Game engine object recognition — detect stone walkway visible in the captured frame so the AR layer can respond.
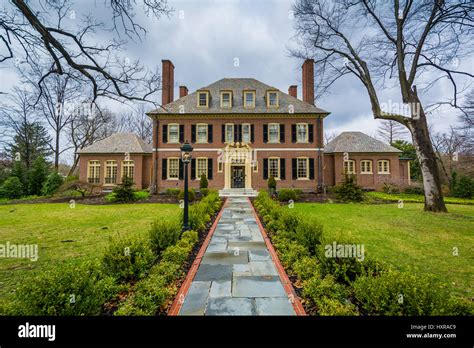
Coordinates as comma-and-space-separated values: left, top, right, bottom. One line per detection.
179, 197, 296, 316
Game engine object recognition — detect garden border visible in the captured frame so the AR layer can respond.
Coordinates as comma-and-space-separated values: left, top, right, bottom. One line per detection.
168, 198, 229, 316
247, 197, 307, 316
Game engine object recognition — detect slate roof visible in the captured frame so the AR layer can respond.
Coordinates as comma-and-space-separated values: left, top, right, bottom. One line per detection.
324, 132, 402, 153
79, 133, 152, 154
147, 78, 329, 115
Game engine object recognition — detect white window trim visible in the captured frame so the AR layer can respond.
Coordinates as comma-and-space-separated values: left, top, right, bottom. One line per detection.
197, 91, 209, 108
344, 160, 356, 174
196, 123, 208, 144
296, 157, 309, 180
377, 160, 391, 174
220, 91, 232, 108
244, 91, 256, 108
167, 123, 180, 144
268, 157, 280, 180
268, 123, 280, 144
167, 157, 180, 180
121, 160, 135, 180
217, 159, 223, 173
225, 123, 235, 143
296, 123, 309, 143
88, 160, 101, 183
266, 91, 279, 108
104, 160, 118, 185
195, 157, 208, 180
360, 160, 373, 174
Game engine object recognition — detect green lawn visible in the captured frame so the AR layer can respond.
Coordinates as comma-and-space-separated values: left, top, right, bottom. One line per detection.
295, 203, 474, 299
0, 203, 179, 301
366, 191, 474, 205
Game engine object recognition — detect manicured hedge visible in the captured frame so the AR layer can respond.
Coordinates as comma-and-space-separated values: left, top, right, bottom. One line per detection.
252, 191, 472, 316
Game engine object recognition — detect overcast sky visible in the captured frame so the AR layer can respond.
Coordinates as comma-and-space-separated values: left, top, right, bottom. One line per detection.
1, 0, 472, 164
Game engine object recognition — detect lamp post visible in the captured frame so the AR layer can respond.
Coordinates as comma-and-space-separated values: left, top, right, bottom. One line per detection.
180, 141, 193, 231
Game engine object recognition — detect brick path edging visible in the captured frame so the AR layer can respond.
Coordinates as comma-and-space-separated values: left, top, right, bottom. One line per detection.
247, 197, 307, 316
168, 198, 229, 316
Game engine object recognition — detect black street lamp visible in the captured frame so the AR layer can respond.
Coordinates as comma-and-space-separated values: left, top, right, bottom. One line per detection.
180, 141, 193, 231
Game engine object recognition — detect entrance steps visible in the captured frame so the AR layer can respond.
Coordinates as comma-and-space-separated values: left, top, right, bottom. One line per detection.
218, 188, 258, 197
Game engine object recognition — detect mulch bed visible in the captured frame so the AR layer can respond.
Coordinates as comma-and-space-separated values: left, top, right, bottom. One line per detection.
4, 194, 183, 205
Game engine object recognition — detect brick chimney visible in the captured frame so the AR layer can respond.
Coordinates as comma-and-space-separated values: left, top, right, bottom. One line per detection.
302, 59, 314, 105
288, 85, 297, 98
179, 86, 188, 98
161, 59, 174, 105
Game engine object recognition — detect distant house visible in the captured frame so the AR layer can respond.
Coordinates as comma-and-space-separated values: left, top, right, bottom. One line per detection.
77, 59, 410, 194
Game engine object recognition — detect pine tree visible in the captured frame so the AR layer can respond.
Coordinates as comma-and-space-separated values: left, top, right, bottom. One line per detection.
29, 156, 50, 196
11, 160, 28, 194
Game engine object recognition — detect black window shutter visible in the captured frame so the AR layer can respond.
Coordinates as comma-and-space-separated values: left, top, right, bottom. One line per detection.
250, 124, 255, 143
207, 158, 213, 179
263, 158, 269, 180
179, 160, 184, 180
191, 125, 196, 143
234, 125, 238, 142
292, 158, 297, 179
208, 125, 213, 143
291, 124, 297, 143
221, 124, 225, 142
191, 159, 196, 180
238, 124, 242, 142
179, 125, 184, 143
309, 124, 314, 143
309, 158, 315, 179
162, 159, 167, 180
162, 125, 168, 143
263, 124, 268, 143
280, 124, 285, 143
280, 158, 286, 180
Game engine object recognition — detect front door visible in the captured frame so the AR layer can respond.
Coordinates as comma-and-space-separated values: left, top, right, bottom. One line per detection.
231, 166, 245, 188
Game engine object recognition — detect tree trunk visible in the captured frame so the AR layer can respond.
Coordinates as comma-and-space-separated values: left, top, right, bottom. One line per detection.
54, 131, 60, 171
407, 112, 447, 212
67, 155, 79, 177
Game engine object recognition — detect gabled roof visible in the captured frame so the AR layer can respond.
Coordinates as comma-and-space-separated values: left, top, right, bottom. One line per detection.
79, 133, 152, 154
324, 132, 402, 153
147, 78, 329, 115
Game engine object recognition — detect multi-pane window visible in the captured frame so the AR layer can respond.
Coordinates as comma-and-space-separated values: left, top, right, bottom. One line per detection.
122, 160, 134, 180
360, 160, 373, 174
377, 160, 390, 174
168, 158, 179, 179
87, 161, 100, 184
267, 91, 278, 107
268, 158, 280, 179
268, 123, 279, 143
297, 123, 308, 143
242, 123, 251, 143
225, 124, 234, 143
297, 158, 308, 179
196, 158, 208, 178
344, 160, 356, 174
198, 92, 209, 107
105, 160, 118, 184
197, 124, 208, 143
221, 92, 232, 108
244, 91, 255, 108
168, 124, 180, 143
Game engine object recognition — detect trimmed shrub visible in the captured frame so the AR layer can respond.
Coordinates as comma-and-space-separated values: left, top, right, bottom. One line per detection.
200, 188, 209, 196
178, 188, 195, 202
58, 180, 96, 197
317, 298, 359, 316
11, 261, 117, 315
273, 237, 310, 269
29, 156, 49, 196
294, 217, 323, 255
0, 176, 23, 199
101, 235, 155, 282
165, 188, 181, 196
134, 190, 150, 200
452, 175, 474, 199
403, 184, 424, 195
303, 274, 351, 315
293, 256, 320, 281
382, 182, 400, 194
199, 173, 208, 189
42, 172, 64, 196
149, 218, 182, 255
353, 270, 460, 315
334, 174, 365, 202
268, 176, 277, 192
111, 176, 136, 202
277, 188, 301, 202
188, 204, 211, 232
161, 244, 192, 265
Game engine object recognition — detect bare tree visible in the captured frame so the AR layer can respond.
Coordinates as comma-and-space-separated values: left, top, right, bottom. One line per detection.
1, 0, 171, 104
292, 0, 474, 212
378, 119, 407, 144
324, 131, 338, 145
117, 104, 153, 143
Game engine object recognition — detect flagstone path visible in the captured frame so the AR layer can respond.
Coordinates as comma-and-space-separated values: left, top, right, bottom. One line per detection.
179, 197, 296, 316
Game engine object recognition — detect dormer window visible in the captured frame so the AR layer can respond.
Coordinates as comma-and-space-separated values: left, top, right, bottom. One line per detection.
220, 91, 232, 108
244, 91, 256, 108
197, 91, 209, 107
267, 91, 279, 108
